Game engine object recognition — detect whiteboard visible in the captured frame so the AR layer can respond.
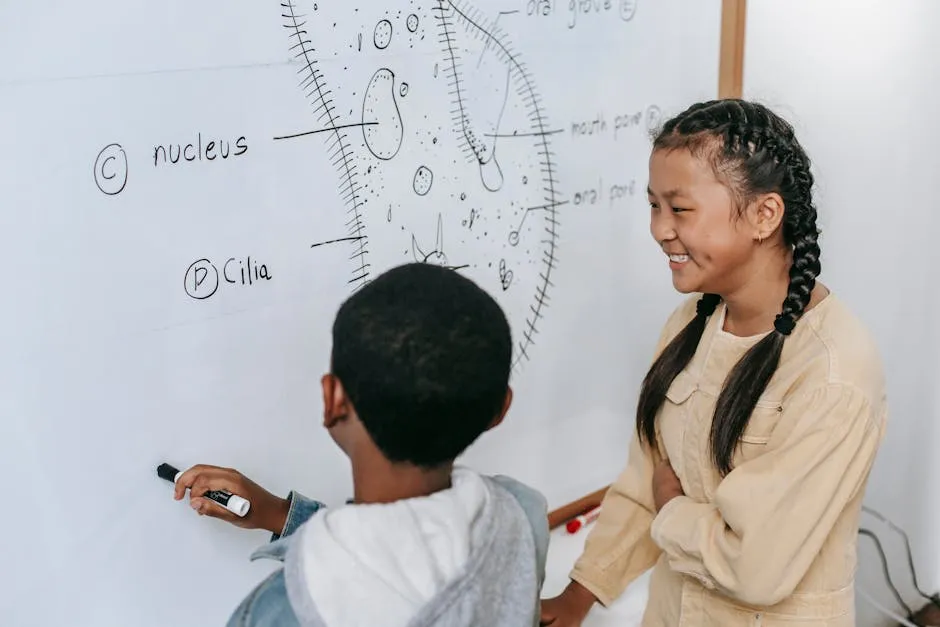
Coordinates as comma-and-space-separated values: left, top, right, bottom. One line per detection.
0, 2, 719, 625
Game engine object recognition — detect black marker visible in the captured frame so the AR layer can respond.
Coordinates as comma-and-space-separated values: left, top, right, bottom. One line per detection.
156, 462, 251, 517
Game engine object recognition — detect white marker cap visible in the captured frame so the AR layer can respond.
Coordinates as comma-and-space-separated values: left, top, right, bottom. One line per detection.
226, 495, 251, 517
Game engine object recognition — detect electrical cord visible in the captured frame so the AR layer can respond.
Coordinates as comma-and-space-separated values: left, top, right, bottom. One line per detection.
858, 585, 922, 627
862, 505, 940, 609
859, 527, 916, 619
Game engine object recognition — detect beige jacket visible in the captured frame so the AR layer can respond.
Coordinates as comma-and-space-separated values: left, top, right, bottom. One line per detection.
571, 294, 887, 626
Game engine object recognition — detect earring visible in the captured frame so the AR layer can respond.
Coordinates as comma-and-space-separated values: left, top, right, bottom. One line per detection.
757, 233, 763, 245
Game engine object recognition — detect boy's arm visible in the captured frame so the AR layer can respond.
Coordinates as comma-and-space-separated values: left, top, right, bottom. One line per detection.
270, 490, 325, 541
172, 465, 325, 537
226, 569, 302, 627
490, 475, 550, 584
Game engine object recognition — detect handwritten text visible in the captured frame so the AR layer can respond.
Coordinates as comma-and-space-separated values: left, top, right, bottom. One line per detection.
571, 176, 637, 209
154, 133, 248, 168
184, 255, 271, 300
569, 105, 662, 141
525, 0, 639, 29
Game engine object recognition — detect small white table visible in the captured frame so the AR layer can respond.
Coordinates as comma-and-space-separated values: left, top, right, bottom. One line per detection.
544, 525, 651, 626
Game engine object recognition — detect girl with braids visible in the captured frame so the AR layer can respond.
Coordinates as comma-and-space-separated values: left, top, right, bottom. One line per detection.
541, 100, 887, 626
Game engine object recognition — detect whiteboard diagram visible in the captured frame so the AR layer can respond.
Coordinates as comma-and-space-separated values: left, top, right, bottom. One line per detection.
276, 0, 563, 369
0, 1, 729, 624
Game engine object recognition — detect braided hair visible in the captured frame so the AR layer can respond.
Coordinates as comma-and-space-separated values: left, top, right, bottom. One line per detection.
636, 99, 821, 476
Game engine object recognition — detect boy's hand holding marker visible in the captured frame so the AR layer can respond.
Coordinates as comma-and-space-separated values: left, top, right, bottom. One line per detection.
170, 464, 290, 534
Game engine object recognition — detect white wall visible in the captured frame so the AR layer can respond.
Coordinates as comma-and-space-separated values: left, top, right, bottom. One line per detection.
744, 1, 940, 624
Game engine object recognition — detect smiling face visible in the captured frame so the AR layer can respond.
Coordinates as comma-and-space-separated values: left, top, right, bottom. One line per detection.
647, 147, 765, 296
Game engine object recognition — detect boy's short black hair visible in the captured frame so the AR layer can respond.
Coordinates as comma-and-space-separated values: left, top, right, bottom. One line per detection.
331, 262, 512, 467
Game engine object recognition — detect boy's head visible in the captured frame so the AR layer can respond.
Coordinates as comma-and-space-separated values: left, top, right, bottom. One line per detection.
321, 263, 513, 468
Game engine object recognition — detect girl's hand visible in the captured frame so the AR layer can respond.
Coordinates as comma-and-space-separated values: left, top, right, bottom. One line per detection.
652, 460, 684, 512
173, 464, 290, 534
540, 580, 597, 626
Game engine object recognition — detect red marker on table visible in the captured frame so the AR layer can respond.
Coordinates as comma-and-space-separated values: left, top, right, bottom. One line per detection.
566, 505, 602, 534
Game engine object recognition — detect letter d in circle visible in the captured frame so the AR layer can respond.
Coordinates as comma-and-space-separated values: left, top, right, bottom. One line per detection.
184, 258, 219, 300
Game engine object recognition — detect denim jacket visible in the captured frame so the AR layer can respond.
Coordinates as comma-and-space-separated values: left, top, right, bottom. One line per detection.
225, 492, 323, 627
226, 474, 550, 626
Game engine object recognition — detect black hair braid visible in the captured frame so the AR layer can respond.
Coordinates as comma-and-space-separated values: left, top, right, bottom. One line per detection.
775, 151, 821, 335
636, 293, 720, 450
637, 99, 823, 475
709, 105, 822, 473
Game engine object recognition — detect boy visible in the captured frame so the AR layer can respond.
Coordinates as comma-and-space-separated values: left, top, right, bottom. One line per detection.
173, 262, 550, 626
